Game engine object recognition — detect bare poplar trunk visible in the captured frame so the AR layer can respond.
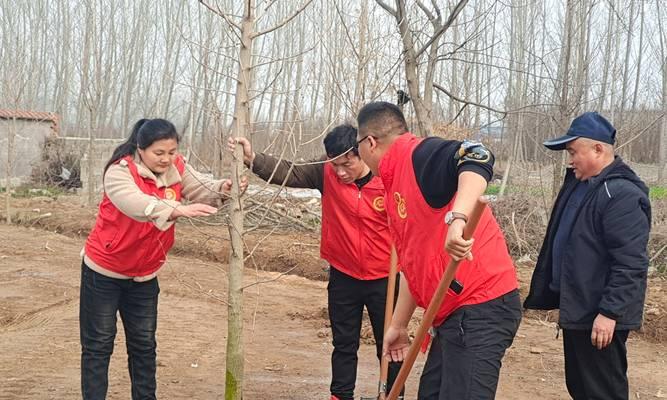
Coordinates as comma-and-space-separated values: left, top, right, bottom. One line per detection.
657, 0, 667, 184
631, 0, 645, 112
570, 0, 590, 114
353, 0, 369, 113
660, 63, 667, 183
225, 1, 254, 396
552, 0, 575, 200
598, 1, 615, 111
396, 0, 430, 137
4, 117, 16, 224
618, 0, 636, 135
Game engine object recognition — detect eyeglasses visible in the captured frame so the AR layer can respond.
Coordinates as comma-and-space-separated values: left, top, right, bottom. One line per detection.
356, 135, 371, 147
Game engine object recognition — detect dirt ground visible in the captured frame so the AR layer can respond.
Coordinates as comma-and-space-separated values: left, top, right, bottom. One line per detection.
1, 195, 667, 399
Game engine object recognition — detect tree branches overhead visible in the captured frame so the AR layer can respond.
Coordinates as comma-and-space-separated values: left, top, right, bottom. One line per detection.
0, 0, 665, 167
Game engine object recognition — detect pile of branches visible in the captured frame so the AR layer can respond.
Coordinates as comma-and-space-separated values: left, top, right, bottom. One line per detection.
243, 195, 321, 232
491, 194, 549, 262
31, 136, 81, 189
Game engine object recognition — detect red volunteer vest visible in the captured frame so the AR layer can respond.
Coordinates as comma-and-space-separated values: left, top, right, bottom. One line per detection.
319, 163, 393, 280
379, 133, 518, 326
84, 155, 185, 276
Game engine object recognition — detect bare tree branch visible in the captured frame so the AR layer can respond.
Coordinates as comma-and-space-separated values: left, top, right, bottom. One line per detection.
248, 64, 285, 102
430, 0, 442, 21
252, 0, 314, 39
251, 44, 316, 69
617, 113, 665, 150
333, 0, 360, 60
375, 0, 398, 17
434, 82, 560, 117
415, 0, 469, 59
416, 0, 438, 23
198, 0, 242, 33
434, 82, 502, 111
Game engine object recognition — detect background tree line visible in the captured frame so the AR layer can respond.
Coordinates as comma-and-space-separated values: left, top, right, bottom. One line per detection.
1, 0, 666, 178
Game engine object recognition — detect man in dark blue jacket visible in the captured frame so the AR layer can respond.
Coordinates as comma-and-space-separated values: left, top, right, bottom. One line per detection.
524, 112, 651, 400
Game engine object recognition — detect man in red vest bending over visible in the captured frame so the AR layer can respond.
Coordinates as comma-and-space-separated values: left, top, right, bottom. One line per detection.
356, 102, 521, 399
228, 124, 404, 400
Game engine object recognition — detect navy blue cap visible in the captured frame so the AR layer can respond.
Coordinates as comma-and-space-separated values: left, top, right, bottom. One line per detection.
543, 112, 616, 151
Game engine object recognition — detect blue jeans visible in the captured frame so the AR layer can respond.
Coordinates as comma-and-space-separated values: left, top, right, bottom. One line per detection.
79, 261, 160, 400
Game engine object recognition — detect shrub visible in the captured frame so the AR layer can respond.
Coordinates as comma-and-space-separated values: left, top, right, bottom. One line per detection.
30, 137, 81, 189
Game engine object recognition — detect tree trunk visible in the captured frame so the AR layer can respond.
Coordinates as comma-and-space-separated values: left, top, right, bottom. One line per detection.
618, 0, 636, 139
552, 0, 575, 200
598, 1, 615, 111
226, 1, 254, 397
657, 0, 667, 184
660, 62, 667, 184
352, 0, 368, 113
570, 0, 590, 115
631, 0, 645, 112
4, 117, 16, 224
395, 0, 430, 136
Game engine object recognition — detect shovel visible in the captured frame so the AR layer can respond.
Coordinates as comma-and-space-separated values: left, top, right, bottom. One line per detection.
360, 246, 400, 400
385, 198, 488, 400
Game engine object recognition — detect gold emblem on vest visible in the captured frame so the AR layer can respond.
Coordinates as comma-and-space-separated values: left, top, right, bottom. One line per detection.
164, 188, 177, 201
393, 192, 407, 219
372, 196, 385, 212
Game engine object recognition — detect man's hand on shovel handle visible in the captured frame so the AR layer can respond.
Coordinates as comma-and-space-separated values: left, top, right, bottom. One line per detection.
445, 218, 474, 261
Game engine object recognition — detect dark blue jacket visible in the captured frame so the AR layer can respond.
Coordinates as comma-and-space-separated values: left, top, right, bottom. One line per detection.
524, 157, 651, 330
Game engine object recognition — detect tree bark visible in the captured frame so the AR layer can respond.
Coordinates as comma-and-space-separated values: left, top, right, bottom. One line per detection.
657, 0, 667, 184
225, 0, 254, 396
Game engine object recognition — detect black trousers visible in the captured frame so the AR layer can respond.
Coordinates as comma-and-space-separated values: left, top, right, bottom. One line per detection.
80, 262, 160, 400
563, 329, 629, 400
327, 266, 403, 400
418, 289, 522, 400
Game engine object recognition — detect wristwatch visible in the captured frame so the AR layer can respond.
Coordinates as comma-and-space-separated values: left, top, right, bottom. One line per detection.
445, 211, 468, 225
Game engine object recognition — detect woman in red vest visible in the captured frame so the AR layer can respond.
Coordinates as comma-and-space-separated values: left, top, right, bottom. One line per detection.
80, 118, 246, 400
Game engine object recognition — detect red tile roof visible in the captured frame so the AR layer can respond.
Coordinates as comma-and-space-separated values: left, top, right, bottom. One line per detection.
0, 109, 59, 135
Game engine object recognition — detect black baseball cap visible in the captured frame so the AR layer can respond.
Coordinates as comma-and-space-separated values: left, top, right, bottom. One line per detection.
544, 112, 616, 151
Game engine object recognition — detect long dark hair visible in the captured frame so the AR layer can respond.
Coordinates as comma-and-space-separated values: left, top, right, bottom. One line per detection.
104, 118, 180, 172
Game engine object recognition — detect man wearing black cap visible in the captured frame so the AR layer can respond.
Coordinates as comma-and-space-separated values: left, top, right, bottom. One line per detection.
524, 112, 651, 399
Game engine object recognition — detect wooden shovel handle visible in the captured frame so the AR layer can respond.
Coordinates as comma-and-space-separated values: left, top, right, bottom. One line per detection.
377, 246, 399, 399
